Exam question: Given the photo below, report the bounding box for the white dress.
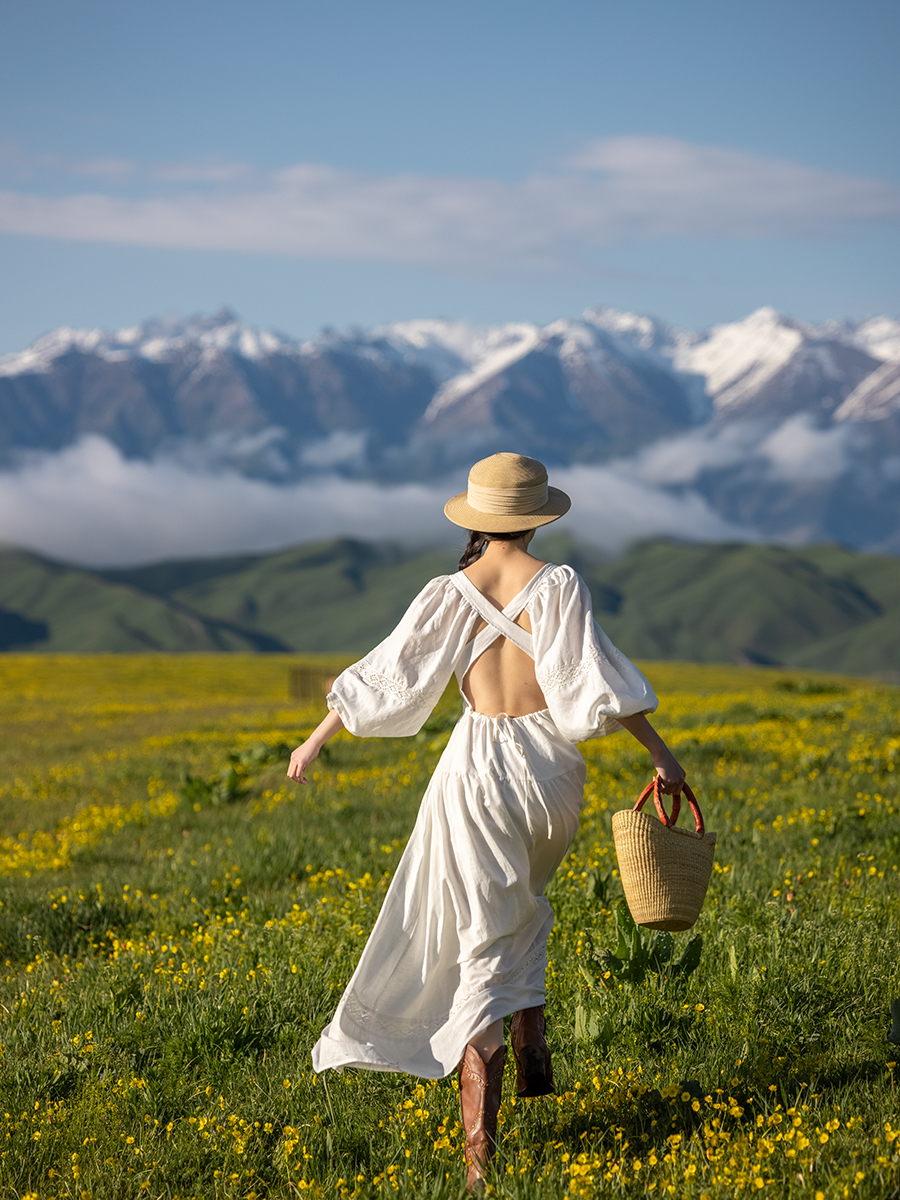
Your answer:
[311,563,657,1078]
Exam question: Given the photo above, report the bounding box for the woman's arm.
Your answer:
[286,709,345,784]
[616,712,685,794]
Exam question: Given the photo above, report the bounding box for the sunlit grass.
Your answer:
[0,655,898,1198]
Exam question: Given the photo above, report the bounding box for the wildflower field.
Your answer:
[1,654,898,1200]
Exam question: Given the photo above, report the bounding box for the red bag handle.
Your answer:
[634,777,705,837]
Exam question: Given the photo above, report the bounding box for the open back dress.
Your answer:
[311,563,657,1078]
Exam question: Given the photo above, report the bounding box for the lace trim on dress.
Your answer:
[354,657,429,704]
[448,942,547,1017]
[341,993,448,1038]
[538,645,603,693]
[339,942,548,1039]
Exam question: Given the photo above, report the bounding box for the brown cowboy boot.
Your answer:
[457,1043,506,1192]
[509,1005,554,1097]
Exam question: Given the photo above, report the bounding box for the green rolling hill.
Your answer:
[545,536,899,673]
[99,540,453,654]
[0,536,898,674]
[0,548,288,653]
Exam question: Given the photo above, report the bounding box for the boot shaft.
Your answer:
[457,1043,506,1191]
[510,1005,554,1097]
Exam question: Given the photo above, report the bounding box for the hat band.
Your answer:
[466,478,549,515]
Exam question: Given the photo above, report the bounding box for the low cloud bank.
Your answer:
[0,436,756,568]
[630,414,863,487]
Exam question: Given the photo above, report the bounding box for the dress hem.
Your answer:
[311,980,547,1079]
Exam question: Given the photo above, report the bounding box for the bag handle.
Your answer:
[634,777,705,837]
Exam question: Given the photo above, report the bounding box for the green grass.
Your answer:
[0,656,898,1199]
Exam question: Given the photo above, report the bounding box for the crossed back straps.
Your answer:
[449,563,555,683]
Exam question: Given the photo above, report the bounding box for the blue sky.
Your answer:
[1,0,898,352]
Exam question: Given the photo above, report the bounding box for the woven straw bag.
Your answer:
[612,778,717,932]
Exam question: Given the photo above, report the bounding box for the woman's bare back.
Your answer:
[461,541,549,717]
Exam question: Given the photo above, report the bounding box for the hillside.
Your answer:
[100,540,452,655]
[0,548,288,653]
[0,536,898,673]
[546,537,900,673]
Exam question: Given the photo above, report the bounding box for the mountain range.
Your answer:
[2,305,900,551]
[1,535,898,676]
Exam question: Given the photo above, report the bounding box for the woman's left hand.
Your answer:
[652,746,686,795]
[616,713,685,795]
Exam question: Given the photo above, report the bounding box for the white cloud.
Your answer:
[759,413,856,482]
[0,437,453,566]
[564,137,900,235]
[627,422,763,486]
[0,436,757,567]
[551,462,754,549]
[623,414,864,489]
[0,136,897,277]
[299,430,368,469]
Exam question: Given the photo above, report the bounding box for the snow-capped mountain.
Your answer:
[668,307,885,421]
[2,304,900,549]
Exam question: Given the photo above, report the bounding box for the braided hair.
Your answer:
[458,529,530,570]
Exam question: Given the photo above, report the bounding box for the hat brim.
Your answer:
[443,485,571,532]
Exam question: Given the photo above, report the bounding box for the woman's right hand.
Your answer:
[286,709,345,784]
[287,741,319,784]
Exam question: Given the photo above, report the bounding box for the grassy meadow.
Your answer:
[0,654,898,1199]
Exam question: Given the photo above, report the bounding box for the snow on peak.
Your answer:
[2,305,897,416]
[0,309,299,377]
[851,316,900,363]
[835,361,900,423]
[673,308,804,409]
[120,309,298,362]
[582,304,676,352]
[366,319,486,383]
[743,305,788,326]
[420,324,544,422]
[0,325,107,376]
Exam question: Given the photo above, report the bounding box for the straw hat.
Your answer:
[444,452,571,532]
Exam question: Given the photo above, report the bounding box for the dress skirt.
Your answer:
[311,704,585,1078]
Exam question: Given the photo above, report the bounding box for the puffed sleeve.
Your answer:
[531,565,657,743]
[326,575,473,738]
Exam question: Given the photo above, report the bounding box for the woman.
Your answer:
[287,452,684,1190]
